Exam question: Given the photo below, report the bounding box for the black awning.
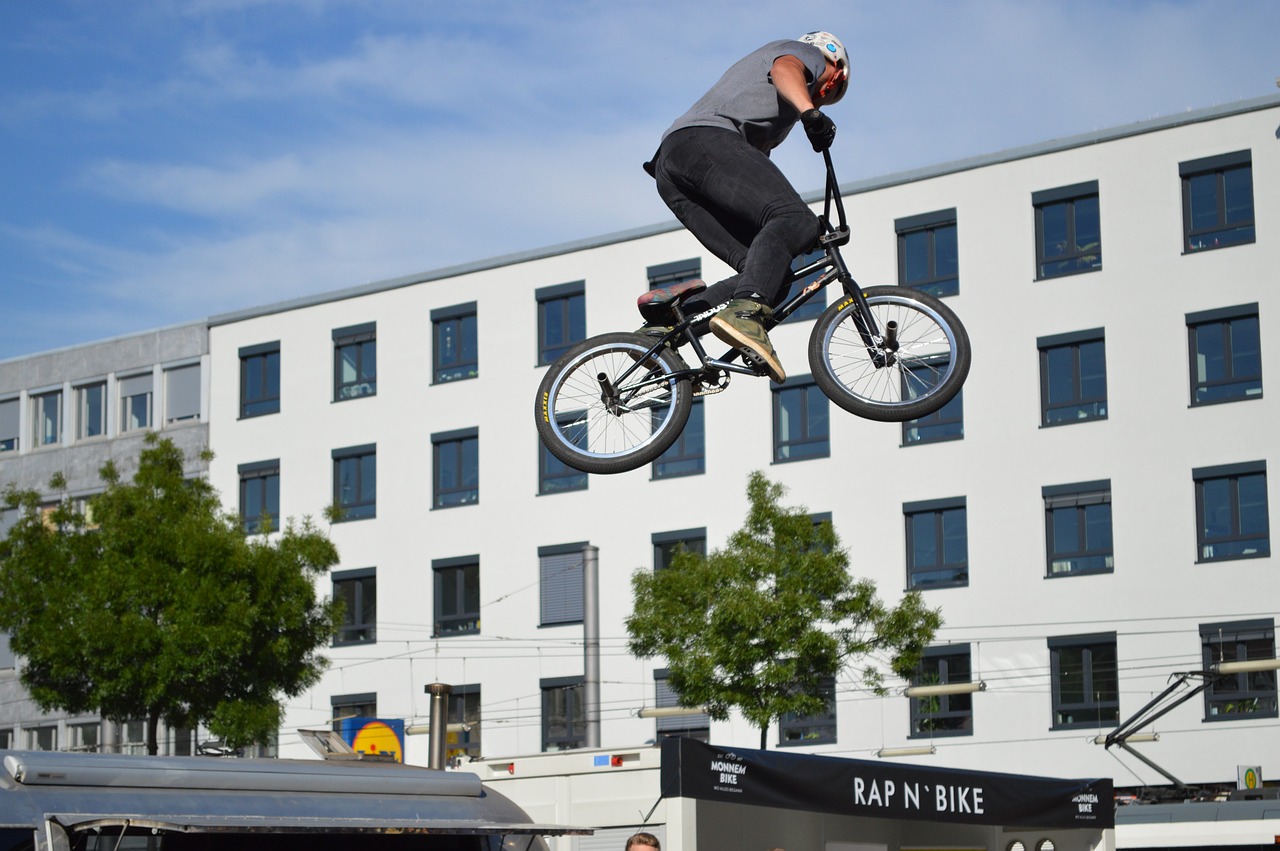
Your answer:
[659,737,1113,830]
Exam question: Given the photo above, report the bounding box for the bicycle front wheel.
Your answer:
[535,332,693,475]
[808,286,971,422]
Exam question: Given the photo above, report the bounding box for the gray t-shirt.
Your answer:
[661,40,829,154]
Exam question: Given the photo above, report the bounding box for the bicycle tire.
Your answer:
[536,332,693,475]
[808,286,971,422]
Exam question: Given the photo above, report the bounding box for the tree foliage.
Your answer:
[627,471,942,748]
[0,434,341,754]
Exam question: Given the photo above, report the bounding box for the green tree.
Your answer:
[0,434,341,754]
[627,471,941,749]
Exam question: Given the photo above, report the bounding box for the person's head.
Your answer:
[797,31,849,105]
[625,834,661,851]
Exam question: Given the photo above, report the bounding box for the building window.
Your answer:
[333,568,376,646]
[239,343,279,418]
[903,366,963,446]
[647,258,701,289]
[1187,304,1262,406]
[433,556,479,637]
[331,692,377,731]
[897,208,958,297]
[432,302,478,383]
[1049,634,1118,729]
[537,281,586,366]
[0,398,18,452]
[239,460,280,534]
[24,726,57,751]
[1038,329,1107,426]
[1201,620,1277,720]
[76,381,107,440]
[1194,461,1269,562]
[539,418,588,495]
[1044,480,1113,577]
[910,645,974,737]
[779,677,837,746]
[432,428,479,508]
[773,376,829,462]
[445,684,482,760]
[786,249,829,320]
[31,390,61,447]
[1034,181,1101,279]
[333,322,376,401]
[165,363,201,423]
[653,399,705,478]
[904,497,968,589]
[67,721,100,753]
[1181,150,1254,252]
[539,543,585,626]
[118,373,153,432]
[652,527,706,571]
[541,676,585,751]
[332,444,376,521]
[654,670,710,741]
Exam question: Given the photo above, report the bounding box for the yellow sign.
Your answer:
[351,720,403,762]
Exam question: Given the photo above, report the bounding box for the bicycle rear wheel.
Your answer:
[808,286,970,422]
[535,332,693,475]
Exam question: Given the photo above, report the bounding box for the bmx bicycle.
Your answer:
[535,149,971,475]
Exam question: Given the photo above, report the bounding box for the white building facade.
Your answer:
[1,94,1273,794]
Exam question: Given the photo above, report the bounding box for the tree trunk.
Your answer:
[759,724,768,750]
[147,709,161,755]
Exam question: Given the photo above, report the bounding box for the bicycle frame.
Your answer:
[612,149,890,397]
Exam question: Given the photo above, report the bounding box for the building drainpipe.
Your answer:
[583,544,601,749]
[426,682,452,769]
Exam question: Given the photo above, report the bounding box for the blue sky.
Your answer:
[2,0,1277,362]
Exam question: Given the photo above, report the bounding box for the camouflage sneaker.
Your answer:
[635,324,679,350]
[709,299,786,383]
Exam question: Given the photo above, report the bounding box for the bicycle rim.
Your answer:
[541,337,688,469]
[817,290,966,417]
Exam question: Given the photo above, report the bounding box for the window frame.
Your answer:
[1038,328,1107,426]
[332,443,377,521]
[653,669,710,741]
[910,644,974,738]
[1193,461,1270,562]
[1180,150,1255,253]
[1201,619,1277,721]
[904,496,968,589]
[541,675,585,751]
[1033,181,1101,280]
[1049,633,1119,730]
[333,322,377,402]
[433,555,480,637]
[537,281,586,366]
[118,372,154,433]
[896,208,959,297]
[75,380,107,441]
[432,302,479,384]
[1186,303,1262,406]
[1043,480,1114,577]
[332,567,376,646]
[239,342,280,418]
[539,543,586,626]
[538,416,588,495]
[0,397,19,452]
[432,428,479,508]
[778,676,837,747]
[652,527,707,572]
[164,362,202,424]
[238,459,280,535]
[31,389,62,448]
[772,375,830,463]
[653,398,705,479]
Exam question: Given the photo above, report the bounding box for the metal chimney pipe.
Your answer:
[583,544,601,748]
[426,682,452,769]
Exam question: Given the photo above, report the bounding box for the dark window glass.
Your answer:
[433,432,479,508]
[1188,308,1262,405]
[905,500,968,589]
[1202,621,1277,720]
[434,310,478,383]
[1051,635,1118,728]
[1182,155,1255,252]
[334,571,376,645]
[434,560,480,636]
[1045,482,1113,576]
[910,647,973,736]
[1195,464,1269,562]
[653,400,705,478]
[1039,333,1107,425]
[333,447,376,520]
[773,378,830,462]
[241,346,280,417]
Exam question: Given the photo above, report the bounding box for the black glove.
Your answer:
[800,108,836,152]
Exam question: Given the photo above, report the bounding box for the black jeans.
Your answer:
[652,126,820,320]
